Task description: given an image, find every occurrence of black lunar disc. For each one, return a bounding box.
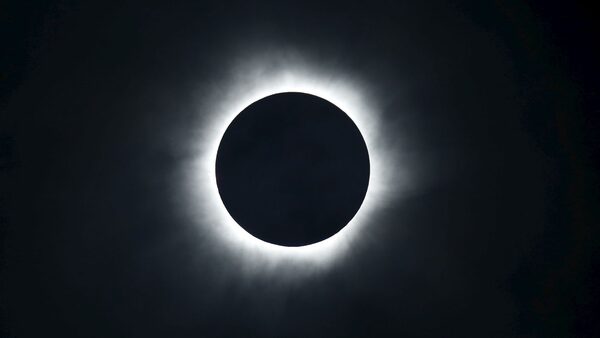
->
[216,92,370,247]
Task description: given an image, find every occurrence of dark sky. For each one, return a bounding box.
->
[1,1,599,337]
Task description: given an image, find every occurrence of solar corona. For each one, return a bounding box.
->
[183,58,401,272]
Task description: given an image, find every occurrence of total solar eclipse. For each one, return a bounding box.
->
[215,92,370,247]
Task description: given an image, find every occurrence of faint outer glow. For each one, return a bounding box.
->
[183,53,403,275]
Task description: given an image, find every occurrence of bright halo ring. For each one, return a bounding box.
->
[184,57,399,272]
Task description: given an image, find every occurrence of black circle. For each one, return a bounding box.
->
[215,92,370,247]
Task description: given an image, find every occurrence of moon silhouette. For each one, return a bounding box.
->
[215,92,370,246]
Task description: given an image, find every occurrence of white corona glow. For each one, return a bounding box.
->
[183,54,403,275]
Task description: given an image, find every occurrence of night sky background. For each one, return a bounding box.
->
[2,1,599,337]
